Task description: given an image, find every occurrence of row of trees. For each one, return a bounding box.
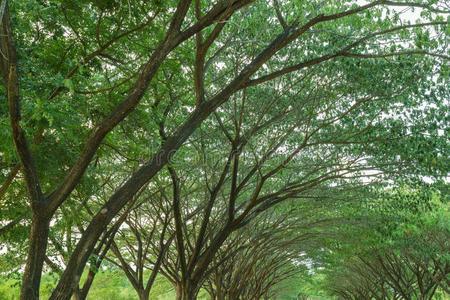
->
[324,186,449,300]
[0,0,449,299]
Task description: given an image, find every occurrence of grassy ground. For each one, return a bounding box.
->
[0,270,211,300]
[0,269,346,299]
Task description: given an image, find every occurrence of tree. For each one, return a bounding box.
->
[107,193,173,300]
[324,185,450,300]
[204,209,323,300]
[0,0,448,299]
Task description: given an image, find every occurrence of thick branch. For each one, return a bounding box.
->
[1,1,43,205]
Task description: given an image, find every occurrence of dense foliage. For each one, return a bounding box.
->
[0,0,449,299]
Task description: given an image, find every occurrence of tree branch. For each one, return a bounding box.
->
[1,0,43,205]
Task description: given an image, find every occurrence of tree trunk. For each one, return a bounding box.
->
[216,292,226,300]
[175,283,183,300]
[137,289,149,300]
[49,210,113,300]
[214,274,225,300]
[20,214,50,300]
[72,289,82,300]
[76,270,97,300]
[175,282,199,300]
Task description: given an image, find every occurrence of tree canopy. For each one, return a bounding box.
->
[0,0,449,299]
